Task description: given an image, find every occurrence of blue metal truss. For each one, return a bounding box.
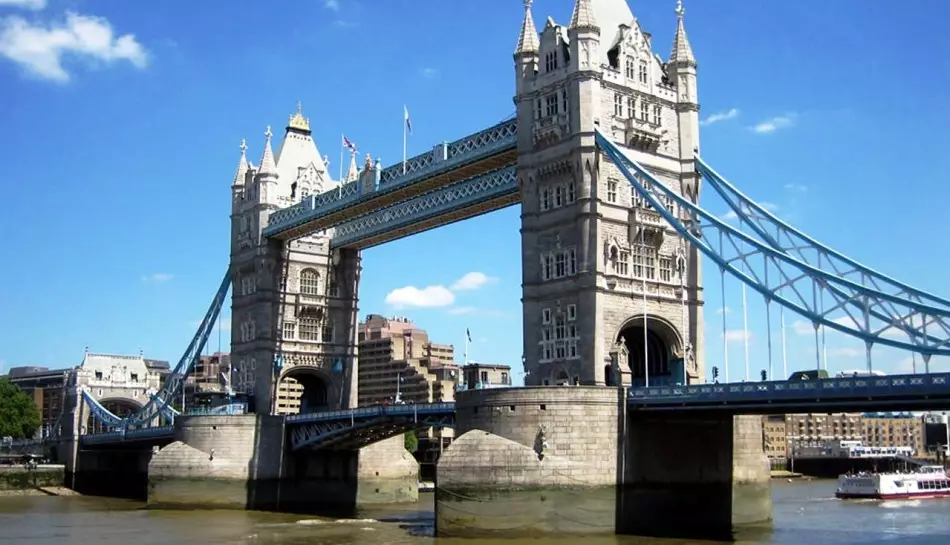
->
[79,425,175,445]
[263,120,518,239]
[628,372,950,413]
[331,166,518,248]
[82,268,231,433]
[593,129,950,357]
[287,403,456,451]
[696,157,950,359]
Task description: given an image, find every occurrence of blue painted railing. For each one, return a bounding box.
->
[80,425,175,445]
[285,402,456,425]
[628,372,950,410]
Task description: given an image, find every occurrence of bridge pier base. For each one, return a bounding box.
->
[436,388,772,539]
[620,413,772,539]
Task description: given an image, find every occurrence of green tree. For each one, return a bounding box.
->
[404,429,418,453]
[0,379,41,439]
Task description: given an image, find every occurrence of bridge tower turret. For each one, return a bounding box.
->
[515,0,704,387]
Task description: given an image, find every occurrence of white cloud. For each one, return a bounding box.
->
[724,329,752,342]
[700,108,740,126]
[448,306,476,315]
[385,285,455,309]
[716,306,732,315]
[0,11,148,83]
[323,0,340,10]
[142,273,173,283]
[420,67,438,78]
[450,272,496,291]
[784,183,807,192]
[751,113,797,134]
[0,0,46,10]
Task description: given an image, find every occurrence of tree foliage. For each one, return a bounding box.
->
[0,379,41,439]
[404,429,418,453]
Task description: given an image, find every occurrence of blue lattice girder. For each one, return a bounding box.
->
[593,129,950,357]
[80,425,175,445]
[287,403,456,450]
[83,268,231,432]
[628,372,950,413]
[330,166,518,249]
[696,157,950,355]
[263,120,517,240]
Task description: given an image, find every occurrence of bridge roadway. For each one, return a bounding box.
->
[76,372,950,447]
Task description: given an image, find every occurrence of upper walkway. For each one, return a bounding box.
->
[262,120,517,242]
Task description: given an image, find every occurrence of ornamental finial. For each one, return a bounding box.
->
[523,0,533,9]
[264,126,272,140]
[240,138,247,156]
[675,0,685,18]
[288,101,311,132]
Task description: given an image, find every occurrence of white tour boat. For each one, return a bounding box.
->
[836,465,950,500]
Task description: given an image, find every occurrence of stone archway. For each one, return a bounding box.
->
[616,315,683,385]
[86,398,142,435]
[278,367,334,415]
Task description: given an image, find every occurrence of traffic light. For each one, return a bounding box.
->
[760,369,767,382]
[712,366,719,382]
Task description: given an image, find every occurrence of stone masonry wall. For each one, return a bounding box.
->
[436,387,624,537]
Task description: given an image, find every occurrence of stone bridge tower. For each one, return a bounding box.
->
[229,106,361,415]
[515,0,704,387]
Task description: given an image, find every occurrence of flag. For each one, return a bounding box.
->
[466,328,472,343]
[342,135,357,154]
[404,105,412,135]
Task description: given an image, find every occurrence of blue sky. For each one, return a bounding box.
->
[0,0,948,383]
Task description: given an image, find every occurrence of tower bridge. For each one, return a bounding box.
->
[43,0,950,540]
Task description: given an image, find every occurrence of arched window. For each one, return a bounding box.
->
[300,269,320,295]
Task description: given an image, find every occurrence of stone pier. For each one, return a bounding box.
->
[147,414,418,513]
[436,387,772,539]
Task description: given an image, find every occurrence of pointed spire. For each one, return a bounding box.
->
[232,138,249,187]
[346,152,359,182]
[514,0,539,55]
[258,126,277,176]
[569,0,598,31]
[670,0,696,66]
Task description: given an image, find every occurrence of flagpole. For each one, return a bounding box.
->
[402,106,408,175]
[464,328,469,366]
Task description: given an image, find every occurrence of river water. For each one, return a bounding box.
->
[0,480,947,544]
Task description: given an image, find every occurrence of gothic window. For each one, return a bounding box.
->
[282,322,295,340]
[535,98,542,120]
[627,96,635,119]
[613,93,623,117]
[554,186,563,207]
[659,257,674,282]
[299,317,319,341]
[638,61,648,84]
[567,248,577,275]
[625,56,635,79]
[541,253,554,281]
[544,51,558,72]
[632,244,657,280]
[545,94,558,117]
[567,304,577,321]
[560,88,568,114]
[566,182,576,203]
[328,278,339,297]
[639,101,649,121]
[652,104,662,125]
[322,322,335,343]
[554,315,566,340]
[540,188,551,211]
[555,252,566,277]
[542,308,552,324]
[607,180,618,203]
[300,269,320,295]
